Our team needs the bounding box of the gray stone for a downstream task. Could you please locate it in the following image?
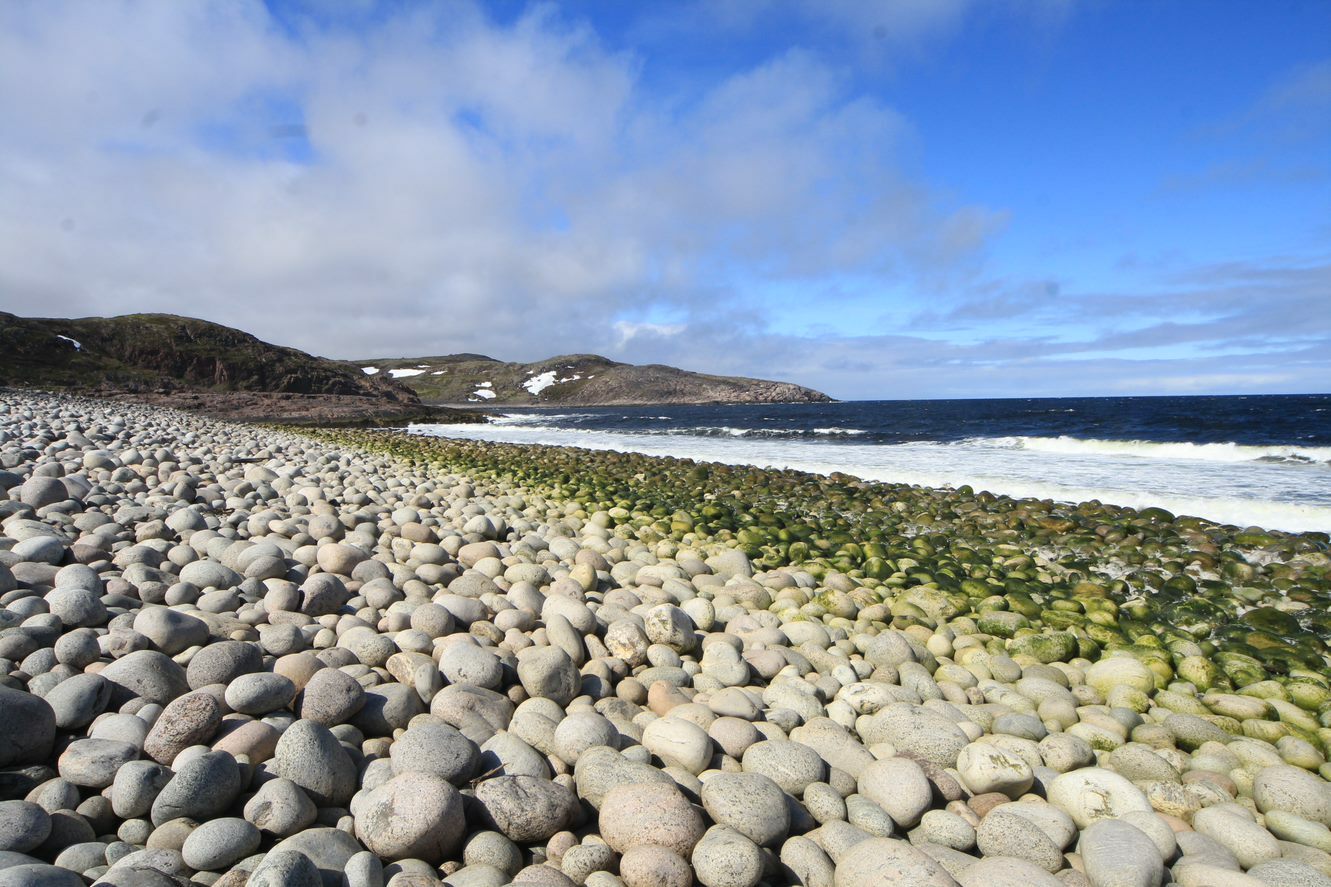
[353,771,464,864]
[479,731,551,780]
[1047,767,1152,828]
[700,772,790,846]
[464,831,523,875]
[832,837,958,887]
[344,849,385,887]
[57,739,139,789]
[0,800,51,853]
[273,719,357,806]
[52,840,107,873]
[553,712,618,765]
[0,864,85,887]
[268,828,364,887]
[246,848,325,887]
[857,756,932,829]
[179,559,241,590]
[18,476,69,508]
[100,651,189,705]
[858,705,969,768]
[390,720,479,785]
[1193,805,1281,870]
[956,857,1062,887]
[186,641,262,689]
[0,684,56,766]
[1255,765,1331,826]
[1245,860,1331,887]
[351,682,424,736]
[780,835,836,887]
[299,572,350,617]
[741,740,826,796]
[111,760,172,819]
[573,746,674,808]
[150,751,243,825]
[244,777,317,837]
[518,647,581,707]
[441,643,504,691]
[47,587,109,627]
[644,605,696,653]
[955,743,1034,800]
[225,672,296,715]
[643,717,713,775]
[976,806,1066,873]
[600,782,704,857]
[298,667,366,726]
[1079,819,1165,887]
[618,845,691,887]
[43,673,112,731]
[133,607,209,655]
[180,817,261,871]
[473,775,580,843]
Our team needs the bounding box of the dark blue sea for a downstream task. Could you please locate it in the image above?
[414,394,1331,533]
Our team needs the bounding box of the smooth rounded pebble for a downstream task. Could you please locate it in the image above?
[600,782,706,857]
[353,771,465,864]
[180,817,261,872]
[700,771,790,846]
[833,837,959,887]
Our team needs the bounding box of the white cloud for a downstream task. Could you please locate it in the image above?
[12,0,1311,402]
[0,0,998,373]
[613,321,686,349]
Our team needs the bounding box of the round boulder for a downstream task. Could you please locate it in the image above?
[353,771,465,864]
[600,782,705,857]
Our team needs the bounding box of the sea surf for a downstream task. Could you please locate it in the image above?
[411,394,1331,534]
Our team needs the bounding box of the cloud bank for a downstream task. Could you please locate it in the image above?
[0,1,1325,398]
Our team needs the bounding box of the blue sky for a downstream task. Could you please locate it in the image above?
[1,0,1328,399]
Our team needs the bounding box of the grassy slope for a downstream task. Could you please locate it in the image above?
[355,353,832,405]
[0,312,417,402]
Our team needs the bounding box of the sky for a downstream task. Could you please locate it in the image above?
[1,1,1328,400]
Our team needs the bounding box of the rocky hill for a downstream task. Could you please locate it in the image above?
[0,312,472,425]
[356,353,832,405]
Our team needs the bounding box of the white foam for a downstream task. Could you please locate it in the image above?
[55,334,81,351]
[388,368,425,378]
[982,436,1331,465]
[408,422,1331,533]
[361,366,379,375]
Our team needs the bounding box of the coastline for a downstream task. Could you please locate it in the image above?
[408,404,1331,535]
[3,390,1331,885]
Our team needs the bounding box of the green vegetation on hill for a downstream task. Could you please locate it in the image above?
[355,352,832,405]
[0,312,416,402]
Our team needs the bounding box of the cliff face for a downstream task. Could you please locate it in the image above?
[354,353,833,405]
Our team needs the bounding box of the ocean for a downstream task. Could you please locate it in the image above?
[410,394,1331,534]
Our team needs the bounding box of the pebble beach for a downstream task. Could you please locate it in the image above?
[4,388,1331,887]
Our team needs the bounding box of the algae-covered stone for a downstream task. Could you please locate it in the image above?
[1008,632,1076,664]
[1085,656,1156,697]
